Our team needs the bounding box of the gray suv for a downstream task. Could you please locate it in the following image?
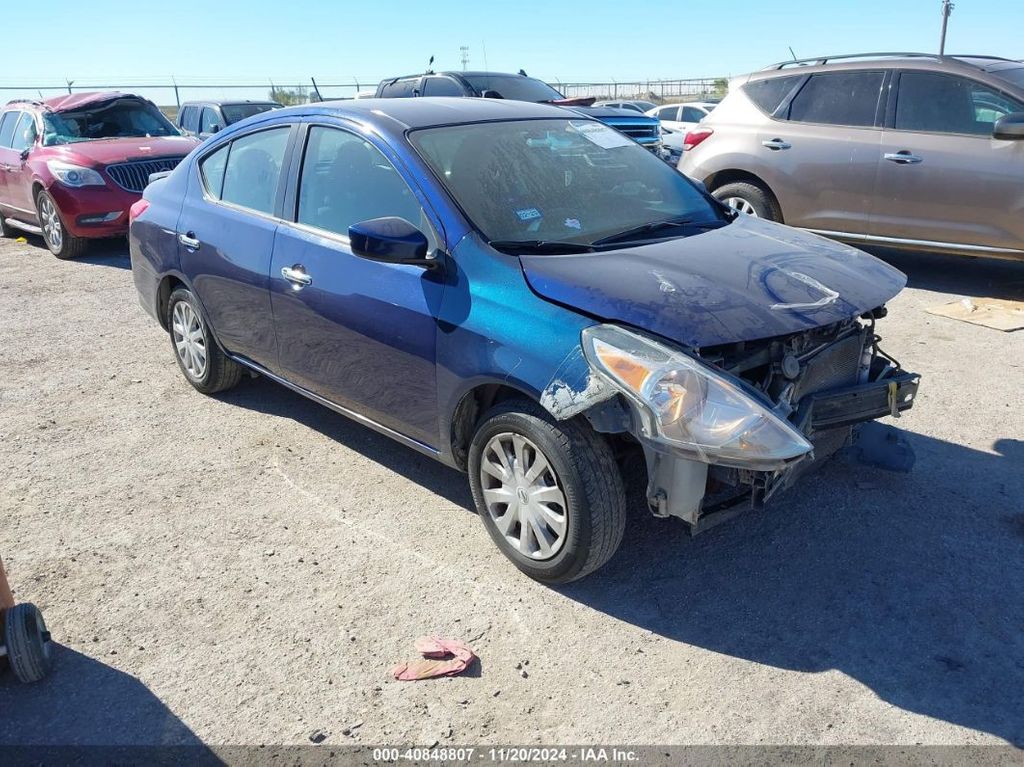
[680,53,1024,261]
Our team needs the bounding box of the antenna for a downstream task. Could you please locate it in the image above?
[311,77,323,102]
[482,42,489,71]
[460,46,469,71]
[788,46,798,61]
[939,0,955,54]
[65,79,74,95]
[426,55,435,74]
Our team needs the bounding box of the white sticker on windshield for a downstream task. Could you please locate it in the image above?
[571,121,633,149]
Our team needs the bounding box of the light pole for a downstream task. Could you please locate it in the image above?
[939,0,954,55]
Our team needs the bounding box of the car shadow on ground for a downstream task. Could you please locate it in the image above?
[12,233,130,270]
[0,645,217,759]
[867,247,1024,301]
[220,375,1023,744]
[560,431,1024,746]
[216,377,476,512]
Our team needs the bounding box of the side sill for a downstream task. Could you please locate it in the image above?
[229,356,442,461]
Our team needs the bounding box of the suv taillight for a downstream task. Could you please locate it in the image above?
[128,198,150,224]
[683,127,714,151]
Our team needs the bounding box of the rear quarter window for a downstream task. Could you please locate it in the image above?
[742,76,802,115]
[379,79,419,98]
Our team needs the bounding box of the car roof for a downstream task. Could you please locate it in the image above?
[751,52,1024,83]
[181,100,279,107]
[41,91,137,112]
[273,96,574,130]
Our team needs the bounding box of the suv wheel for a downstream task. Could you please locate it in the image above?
[0,213,13,238]
[468,399,626,584]
[713,181,782,221]
[166,287,243,394]
[36,190,88,259]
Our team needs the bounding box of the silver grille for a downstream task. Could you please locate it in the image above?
[105,157,186,193]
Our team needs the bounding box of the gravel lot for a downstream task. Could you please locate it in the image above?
[0,234,1022,749]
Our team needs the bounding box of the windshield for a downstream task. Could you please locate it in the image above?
[221,103,278,124]
[410,119,724,249]
[42,98,179,145]
[461,75,564,102]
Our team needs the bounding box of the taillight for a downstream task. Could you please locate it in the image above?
[128,198,150,224]
[683,127,714,151]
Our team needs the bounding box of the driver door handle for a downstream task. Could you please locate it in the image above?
[281,265,312,288]
[178,232,201,250]
[761,138,792,150]
[884,151,923,165]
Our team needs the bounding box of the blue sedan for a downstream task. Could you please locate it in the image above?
[129,98,918,582]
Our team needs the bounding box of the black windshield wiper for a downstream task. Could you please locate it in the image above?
[488,240,597,255]
[590,217,722,247]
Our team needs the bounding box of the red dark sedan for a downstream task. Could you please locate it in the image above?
[0,92,199,259]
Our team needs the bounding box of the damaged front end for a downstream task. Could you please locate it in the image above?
[569,311,920,533]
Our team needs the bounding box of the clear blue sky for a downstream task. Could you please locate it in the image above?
[3,0,1021,102]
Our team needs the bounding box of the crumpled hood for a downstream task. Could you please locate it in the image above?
[49,135,199,166]
[520,216,907,349]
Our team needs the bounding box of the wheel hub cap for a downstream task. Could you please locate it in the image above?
[171,301,208,380]
[479,432,568,560]
[723,196,758,216]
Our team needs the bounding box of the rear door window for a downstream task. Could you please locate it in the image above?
[217,127,291,215]
[181,106,200,133]
[199,143,230,198]
[787,71,884,127]
[681,106,706,122]
[895,72,1024,135]
[657,106,679,120]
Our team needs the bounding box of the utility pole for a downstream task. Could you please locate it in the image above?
[460,46,469,71]
[939,0,954,55]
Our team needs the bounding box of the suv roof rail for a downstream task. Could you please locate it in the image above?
[4,97,43,107]
[763,51,1018,70]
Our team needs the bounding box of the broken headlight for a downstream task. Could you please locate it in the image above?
[582,324,812,470]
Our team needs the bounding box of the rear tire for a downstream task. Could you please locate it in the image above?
[0,214,13,238]
[4,603,54,684]
[713,180,782,221]
[166,287,243,395]
[468,398,626,584]
[36,190,89,260]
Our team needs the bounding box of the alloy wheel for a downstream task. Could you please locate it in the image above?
[171,301,208,380]
[722,196,758,216]
[479,432,568,560]
[39,196,63,250]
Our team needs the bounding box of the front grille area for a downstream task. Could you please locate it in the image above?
[105,156,186,193]
[793,331,865,401]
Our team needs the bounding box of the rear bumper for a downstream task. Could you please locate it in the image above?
[46,182,138,239]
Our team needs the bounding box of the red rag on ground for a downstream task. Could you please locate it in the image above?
[391,636,477,681]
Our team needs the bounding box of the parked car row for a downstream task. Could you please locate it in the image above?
[127,94,921,582]
[679,52,1024,261]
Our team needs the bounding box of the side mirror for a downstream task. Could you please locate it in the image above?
[210,124,221,134]
[20,147,30,161]
[480,89,503,99]
[349,217,435,268]
[993,112,1024,141]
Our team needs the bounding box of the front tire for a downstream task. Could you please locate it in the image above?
[468,399,626,584]
[36,190,89,259]
[166,287,243,394]
[4,603,54,684]
[713,180,782,221]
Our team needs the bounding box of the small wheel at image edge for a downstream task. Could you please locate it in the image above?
[4,603,54,684]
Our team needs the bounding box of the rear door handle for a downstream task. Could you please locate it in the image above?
[178,232,200,250]
[883,151,923,165]
[761,138,792,150]
[281,265,312,288]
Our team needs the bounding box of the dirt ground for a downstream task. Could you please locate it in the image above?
[0,234,1022,750]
